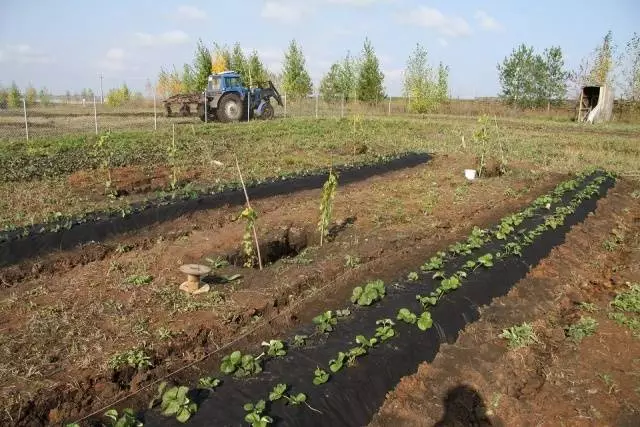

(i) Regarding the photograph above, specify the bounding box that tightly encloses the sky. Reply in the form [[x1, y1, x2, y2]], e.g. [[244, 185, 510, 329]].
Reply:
[[0, 0, 638, 98]]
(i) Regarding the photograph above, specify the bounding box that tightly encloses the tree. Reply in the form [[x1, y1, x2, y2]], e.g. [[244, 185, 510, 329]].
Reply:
[[282, 39, 312, 98], [320, 52, 357, 102], [106, 83, 131, 107], [0, 86, 7, 109], [229, 43, 247, 79], [212, 44, 229, 73], [540, 46, 568, 108], [247, 50, 268, 85], [357, 38, 385, 103], [403, 44, 448, 113], [497, 44, 546, 108], [39, 87, 52, 106], [25, 84, 37, 106], [191, 39, 212, 91], [320, 63, 343, 101], [182, 63, 196, 92], [589, 30, 614, 86], [622, 32, 640, 101], [157, 66, 184, 98], [7, 82, 21, 108]]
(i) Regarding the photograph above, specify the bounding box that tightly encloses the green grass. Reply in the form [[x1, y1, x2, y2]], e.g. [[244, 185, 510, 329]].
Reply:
[[565, 316, 599, 343], [499, 322, 539, 349], [0, 115, 639, 229], [609, 284, 640, 337]]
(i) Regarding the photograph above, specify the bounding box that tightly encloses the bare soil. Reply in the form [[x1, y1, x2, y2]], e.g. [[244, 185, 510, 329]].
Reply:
[[370, 179, 640, 427], [0, 154, 564, 426]]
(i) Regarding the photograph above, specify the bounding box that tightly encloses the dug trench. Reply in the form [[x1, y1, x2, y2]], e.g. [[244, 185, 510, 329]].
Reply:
[[82, 172, 615, 426], [1, 157, 568, 426]]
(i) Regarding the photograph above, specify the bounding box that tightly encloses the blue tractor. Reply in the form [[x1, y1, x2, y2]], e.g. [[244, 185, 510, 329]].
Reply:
[[197, 71, 283, 122]]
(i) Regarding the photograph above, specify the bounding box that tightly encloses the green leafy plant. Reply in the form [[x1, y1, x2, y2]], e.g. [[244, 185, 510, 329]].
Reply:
[[313, 367, 330, 385], [104, 408, 142, 427], [374, 319, 395, 342], [344, 254, 361, 268], [160, 386, 198, 423], [220, 351, 263, 377], [108, 348, 152, 370], [239, 207, 259, 268], [351, 279, 386, 306], [318, 169, 338, 246], [329, 352, 346, 372], [197, 376, 221, 391], [268, 383, 314, 410], [417, 311, 433, 331], [416, 294, 438, 309], [565, 316, 598, 343], [346, 346, 367, 365], [94, 130, 117, 198], [261, 339, 287, 357], [124, 274, 154, 286], [421, 252, 445, 272], [313, 310, 338, 333], [499, 322, 538, 349], [397, 308, 417, 324], [293, 334, 308, 347], [407, 271, 419, 281], [477, 253, 494, 267], [244, 400, 273, 427], [206, 256, 230, 269], [336, 308, 351, 317], [355, 334, 378, 348]]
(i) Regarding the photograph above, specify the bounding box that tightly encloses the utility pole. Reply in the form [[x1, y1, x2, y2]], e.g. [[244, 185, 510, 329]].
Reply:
[[98, 73, 104, 104]]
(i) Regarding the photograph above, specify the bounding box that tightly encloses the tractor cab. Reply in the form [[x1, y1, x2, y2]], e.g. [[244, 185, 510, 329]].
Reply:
[[206, 71, 246, 95]]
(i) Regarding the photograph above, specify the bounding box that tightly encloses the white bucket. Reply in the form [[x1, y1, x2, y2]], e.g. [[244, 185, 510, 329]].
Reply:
[[464, 169, 477, 180]]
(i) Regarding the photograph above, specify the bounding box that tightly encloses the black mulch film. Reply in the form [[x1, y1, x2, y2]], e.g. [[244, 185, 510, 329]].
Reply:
[[0, 152, 430, 267], [122, 172, 614, 427]]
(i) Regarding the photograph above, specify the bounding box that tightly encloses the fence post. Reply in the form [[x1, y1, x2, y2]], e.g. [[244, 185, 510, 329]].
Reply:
[[93, 95, 98, 135], [315, 91, 319, 119], [22, 98, 29, 141], [283, 92, 287, 118], [204, 92, 208, 124], [388, 97, 391, 116], [153, 90, 157, 131]]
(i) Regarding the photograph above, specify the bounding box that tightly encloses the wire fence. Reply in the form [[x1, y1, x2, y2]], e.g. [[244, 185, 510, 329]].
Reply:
[[0, 90, 588, 142]]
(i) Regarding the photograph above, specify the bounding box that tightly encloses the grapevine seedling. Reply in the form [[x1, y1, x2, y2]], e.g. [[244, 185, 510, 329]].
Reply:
[[220, 351, 262, 377], [293, 335, 308, 347], [160, 386, 198, 423], [235, 156, 263, 270], [374, 319, 396, 341], [318, 169, 338, 247], [351, 280, 386, 306], [261, 340, 287, 357], [167, 126, 179, 192], [104, 408, 142, 427], [313, 310, 338, 333], [397, 308, 417, 324], [94, 130, 117, 199], [417, 311, 433, 331], [197, 376, 221, 391], [244, 400, 273, 427], [313, 367, 330, 385]]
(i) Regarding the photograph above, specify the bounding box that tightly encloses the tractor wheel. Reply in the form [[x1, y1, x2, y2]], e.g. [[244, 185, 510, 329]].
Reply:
[[261, 102, 274, 120], [217, 93, 243, 122]]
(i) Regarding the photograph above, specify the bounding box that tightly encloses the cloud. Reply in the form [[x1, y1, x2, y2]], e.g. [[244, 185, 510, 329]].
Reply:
[[437, 38, 448, 47], [99, 47, 128, 71], [0, 44, 55, 64], [176, 5, 207, 20], [398, 6, 472, 37], [326, 0, 393, 5], [134, 30, 189, 47], [261, 1, 310, 23], [475, 10, 503, 32]]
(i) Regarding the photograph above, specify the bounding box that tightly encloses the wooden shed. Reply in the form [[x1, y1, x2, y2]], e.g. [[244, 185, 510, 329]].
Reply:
[[576, 85, 614, 123]]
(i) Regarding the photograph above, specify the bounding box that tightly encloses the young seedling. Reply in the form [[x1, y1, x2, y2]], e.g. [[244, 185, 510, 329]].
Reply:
[[318, 169, 338, 247], [351, 280, 386, 306], [167, 125, 179, 192], [244, 400, 273, 427], [417, 311, 433, 331], [420, 252, 446, 272], [355, 334, 377, 348], [313, 310, 338, 333], [407, 271, 419, 281], [197, 376, 221, 391], [374, 319, 396, 342], [94, 130, 117, 199], [565, 316, 598, 343], [261, 339, 287, 357], [477, 253, 494, 267], [235, 155, 263, 270], [292, 335, 308, 347], [416, 294, 438, 309], [499, 322, 538, 349], [108, 348, 152, 371], [220, 351, 263, 377], [239, 207, 259, 268], [313, 367, 330, 385], [336, 308, 351, 318], [329, 352, 347, 372], [160, 385, 198, 423], [268, 383, 320, 413], [397, 308, 417, 324], [104, 408, 142, 427], [346, 346, 367, 365]]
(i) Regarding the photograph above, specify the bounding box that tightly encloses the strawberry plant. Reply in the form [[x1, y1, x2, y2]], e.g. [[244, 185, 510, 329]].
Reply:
[[160, 385, 198, 423], [355, 334, 377, 348], [504, 242, 522, 256], [397, 308, 417, 324], [318, 169, 338, 247], [374, 319, 396, 342], [407, 271, 419, 281], [346, 346, 367, 365], [197, 376, 221, 391], [104, 408, 142, 427], [336, 308, 351, 317], [351, 279, 386, 306], [313, 310, 338, 333], [329, 352, 346, 372], [268, 383, 307, 406], [220, 351, 262, 377], [244, 400, 273, 427], [293, 334, 308, 347], [313, 367, 330, 385], [261, 340, 287, 357], [463, 260, 477, 270], [416, 294, 437, 309], [417, 311, 433, 331], [448, 241, 473, 256], [477, 253, 494, 267], [420, 252, 446, 272]]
